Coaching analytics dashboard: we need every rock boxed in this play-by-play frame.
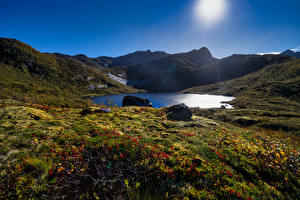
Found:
[122,95,152,107]
[80,107,111,115]
[167,103,192,121]
[89,84,95,90]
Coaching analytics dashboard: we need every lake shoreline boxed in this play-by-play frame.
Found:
[90,93,235,109]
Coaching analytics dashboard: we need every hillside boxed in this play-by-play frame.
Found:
[126,52,291,92]
[0,38,140,106]
[1,101,299,199]
[183,59,300,134]
[190,54,291,85]
[183,59,300,104]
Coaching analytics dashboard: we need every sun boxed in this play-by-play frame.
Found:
[195,0,228,27]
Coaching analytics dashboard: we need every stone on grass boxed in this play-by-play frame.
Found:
[167,103,192,121]
[122,95,152,107]
[80,107,111,116]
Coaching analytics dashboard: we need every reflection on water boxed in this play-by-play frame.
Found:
[91,93,235,109]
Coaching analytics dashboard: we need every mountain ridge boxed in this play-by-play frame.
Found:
[0,37,295,96]
[281,49,300,58]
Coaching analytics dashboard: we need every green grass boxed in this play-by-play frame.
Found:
[1,101,299,199]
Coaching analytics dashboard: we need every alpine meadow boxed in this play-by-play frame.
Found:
[1,0,299,199]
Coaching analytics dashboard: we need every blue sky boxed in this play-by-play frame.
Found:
[1,0,300,58]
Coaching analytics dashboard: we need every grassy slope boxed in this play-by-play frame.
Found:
[183,59,300,135]
[0,100,299,199]
[0,38,140,107]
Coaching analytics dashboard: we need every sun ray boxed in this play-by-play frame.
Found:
[195,0,228,27]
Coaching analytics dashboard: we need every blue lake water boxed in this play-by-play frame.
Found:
[91,93,235,109]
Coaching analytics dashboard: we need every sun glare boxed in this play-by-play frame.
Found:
[195,0,227,27]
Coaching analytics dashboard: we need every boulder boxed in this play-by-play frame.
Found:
[80,107,111,115]
[122,95,152,107]
[167,103,192,121]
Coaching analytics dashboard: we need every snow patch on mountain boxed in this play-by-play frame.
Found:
[257,52,280,55]
[89,84,108,90]
[107,73,127,85]
[291,46,300,52]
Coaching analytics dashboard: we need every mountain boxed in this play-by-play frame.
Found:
[0,38,293,96]
[189,53,291,85]
[0,38,139,106]
[52,45,291,93]
[168,47,217,66]
[125,48,218,92]
[56,50,169,69]
[52,47,219,92]
[184,59,300,102]
[183,58,300,134]
[110,50,169,67]
[281,49,300,58]
[125,51,291,92]
[51,53,115,73]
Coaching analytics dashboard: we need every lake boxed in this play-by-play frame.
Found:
[91,93,235,109]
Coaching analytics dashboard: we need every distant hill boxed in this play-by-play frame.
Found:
[125,51,291,92]
[110,50,169,67]
[125,48,218,91]
[281,49,300,58]
[183,59,300,108]
[169,47,217,66]
[0,38,139,106]
[190,54,291,85]
[183,59,300,133]
[56,50,169,69]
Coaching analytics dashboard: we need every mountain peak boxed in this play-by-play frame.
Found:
[281,49,300,58]
[111,50,169,66]
[184,47,213,58]
[170,47,216,66]
[74,54,88,58]
[199,46,210,51]
[282,49,294,54]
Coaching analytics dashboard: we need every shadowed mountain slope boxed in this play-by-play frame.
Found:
[183,58,300,102]
[126,51,291,92]
[281,49,300,58]
[183,59,300,134]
